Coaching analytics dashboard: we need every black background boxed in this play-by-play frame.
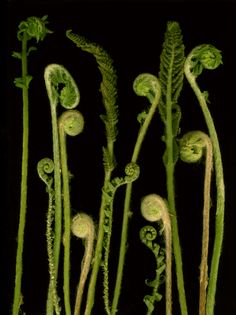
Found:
[2,0,236,314]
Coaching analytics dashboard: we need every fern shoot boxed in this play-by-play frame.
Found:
[184,45,225,315]
[44,64,80,315]
[158,21,187,315]
[66,30,119,315]
[111,74,161,315]
[12,16,52,315]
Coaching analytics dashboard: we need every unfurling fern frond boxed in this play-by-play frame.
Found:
[158,21,185,166]
[158,21,185,122]
[66,30,118,156]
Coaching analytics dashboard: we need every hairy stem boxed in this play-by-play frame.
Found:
[180,131,213,315]
[199,135,213,315]
[71,214,95,315]
[59,120,72,315]
[184,51,225,315]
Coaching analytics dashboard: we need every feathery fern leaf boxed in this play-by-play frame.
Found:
[158,21,185,165]
[66,30,118,150]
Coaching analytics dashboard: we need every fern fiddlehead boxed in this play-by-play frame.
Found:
[12,16,52,315]
[66,30,118,315]
[102,162,140,315]
[71,213,95,315]
[58,110,84,315]
[179,131,213,315]
[184,45,224,315]
[141,194,172,315]
[158,21,187,315]
[112,74,161,315]
[140,225,166,315]
[44,64,80,315]
[37,158,61,315]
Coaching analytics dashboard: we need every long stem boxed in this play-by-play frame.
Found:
[12,32,28,315]
[59,123,72,315]
[185,66,225,315]
[199,136,213,315]
[111,87,160,315]
[165,64,188,315]
[84,171,112,315]
[46,104,62,315]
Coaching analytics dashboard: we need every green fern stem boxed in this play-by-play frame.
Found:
[111,74,161,315]
[158,21,187,315]
[59,110,84,315]
[37,158,61,315]
[65,30,118,315]
[165,89,187,315]
[184,48,225,315]
[179,131,213,315]
[12,32,29,315]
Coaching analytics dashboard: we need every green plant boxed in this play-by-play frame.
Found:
[11,16,225,315]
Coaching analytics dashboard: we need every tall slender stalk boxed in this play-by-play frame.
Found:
[111,74,161,314]
[184,45,225,315]
[12,16,52,315]
[179,131,213,315]
[44,64,80,314]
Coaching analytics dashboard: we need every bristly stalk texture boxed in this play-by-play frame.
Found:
[59,110,84,315]
[12,16,52,315]
[111,74,161,315]
[44,64,80,315]
[158,21,187,315]
[102,162,140,315]
[179,131,213,315]
[184,45,225,315]
[37,158,61,315]
[66,30,118,315]
[71,213,95,315]
[141,194,172,315]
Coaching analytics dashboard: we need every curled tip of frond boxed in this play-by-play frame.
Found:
[71,213,95,239]
[44,64,80,109]
[141,194,168,222]
[17,15,53,42]
[59,110,84,137]
[179,130,211,163]
[133,73,161,103]
[185,44,223,77]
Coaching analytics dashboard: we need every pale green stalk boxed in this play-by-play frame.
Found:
[184,45,225,315]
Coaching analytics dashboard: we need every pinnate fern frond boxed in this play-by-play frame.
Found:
[66,30,118,150]
[158,21,185,128]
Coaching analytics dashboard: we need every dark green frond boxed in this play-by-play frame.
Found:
[158,21,185,126]
[66,30,118,144]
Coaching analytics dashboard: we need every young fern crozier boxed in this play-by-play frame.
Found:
[66,30,119,315]
[179,131,213,315]
[141,194,172,315]
[37,158,61,315]
[59,110,84,315]
[111,73,161,315]
[102,162,140,315]
[12,16,52,315]
[44,64,80,315]
[184,45,225,315]
[158,21,187,315]
[71,213,95,315]
[140,225,166,315]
